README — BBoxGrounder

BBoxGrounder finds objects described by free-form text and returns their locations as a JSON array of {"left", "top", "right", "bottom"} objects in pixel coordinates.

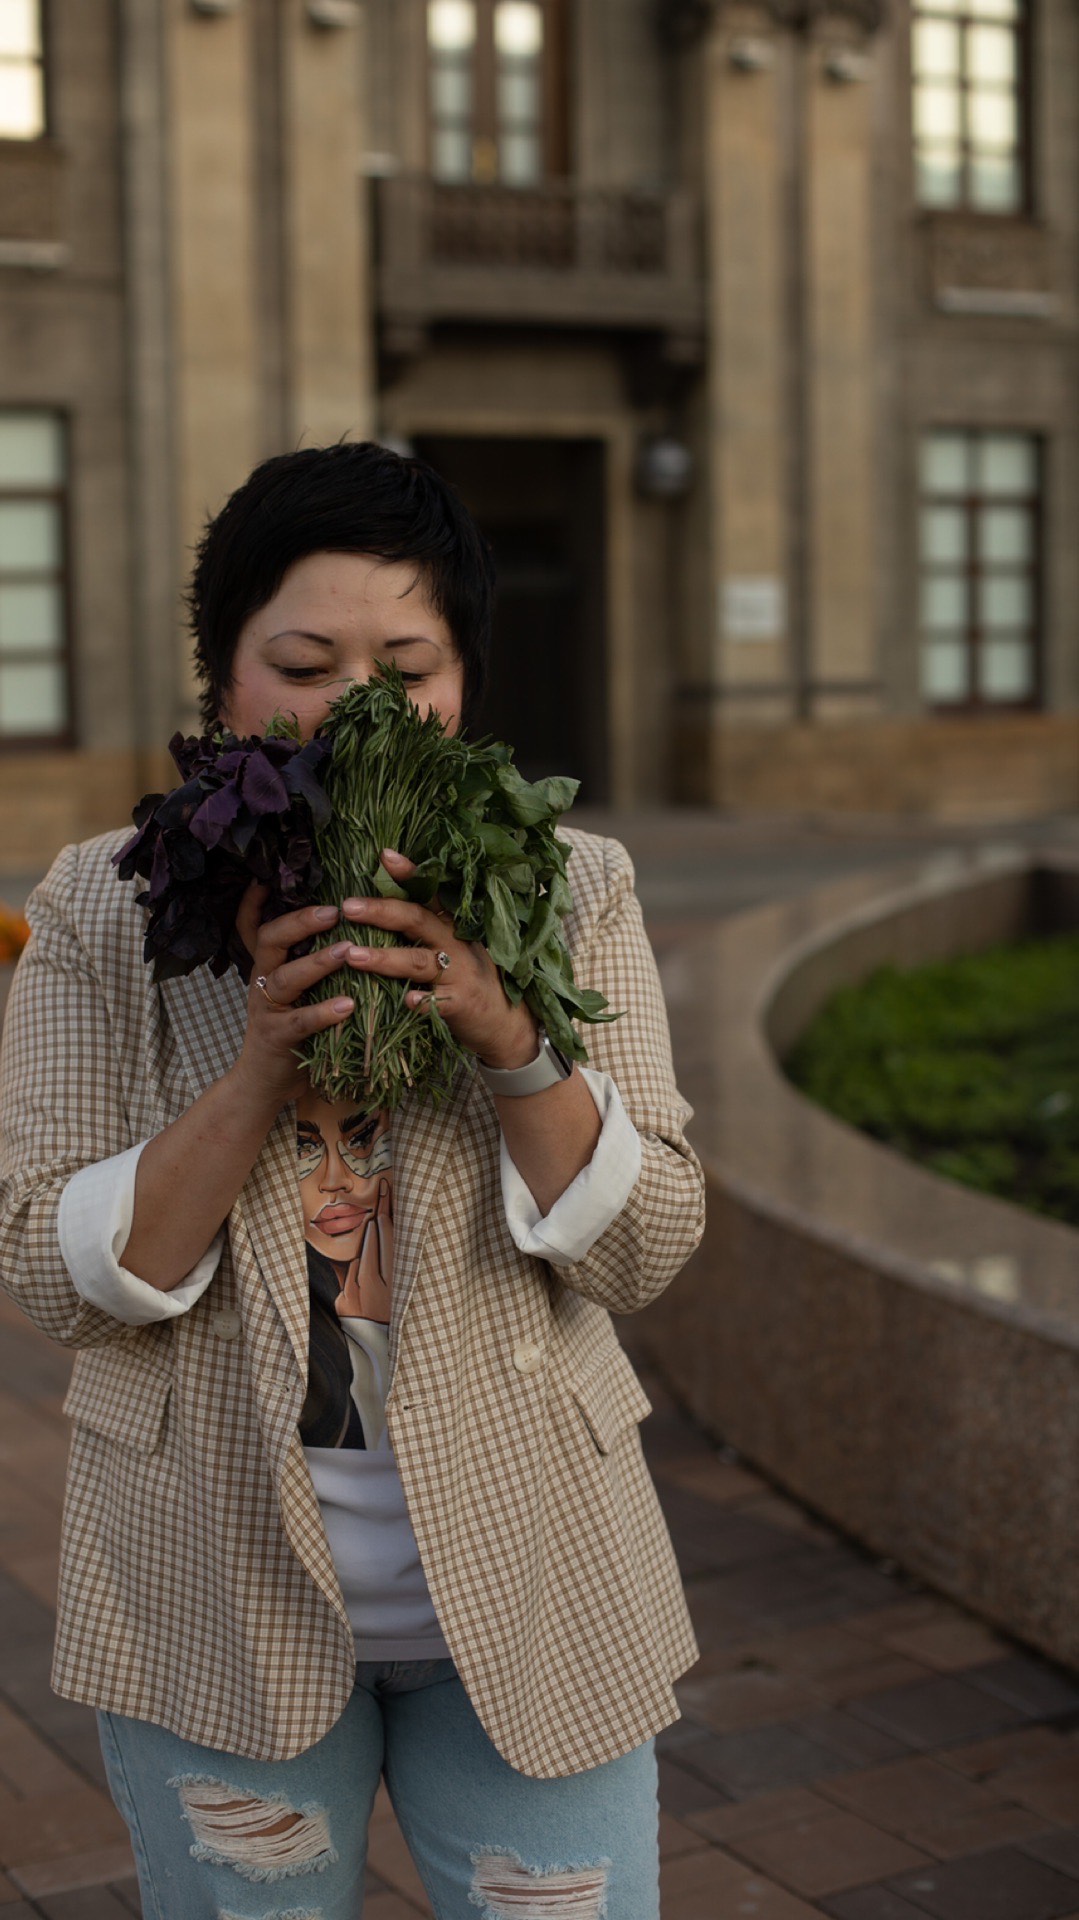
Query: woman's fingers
[
  {"left": 253, "top": 898, "right": 341, "bottom": 972},
  {"left": 344, "top": 943, "right": 448, "bottom": 982},
  {"left": 258, "top": 939, "right": 371, "bottom": 1007}
]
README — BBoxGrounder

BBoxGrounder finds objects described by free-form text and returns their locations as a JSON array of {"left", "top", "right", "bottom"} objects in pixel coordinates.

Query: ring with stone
[
  {"left": 254, "top": 974, "right": 286, "bottom": 1008},
  {"left": 435, "top": 950, "right": 452, "bottom": 972}
]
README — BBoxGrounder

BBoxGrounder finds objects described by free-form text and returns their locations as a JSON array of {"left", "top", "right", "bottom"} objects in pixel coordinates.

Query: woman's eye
[
  {"left": 278, "top": 667, "right": 325, "bottom": 682},
  {"left": 400, "top": 672, "right": 426, "bottom": 686}
]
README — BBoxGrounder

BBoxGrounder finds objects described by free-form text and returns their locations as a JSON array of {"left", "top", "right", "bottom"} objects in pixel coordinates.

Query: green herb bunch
[{"left": 274, "top": 666, "right": 617, "bottom": 1110}]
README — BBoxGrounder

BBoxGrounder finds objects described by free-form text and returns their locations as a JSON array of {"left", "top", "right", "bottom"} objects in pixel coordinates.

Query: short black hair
[{"left": 187, "top": 441, "right": 495, "bottom": 733}]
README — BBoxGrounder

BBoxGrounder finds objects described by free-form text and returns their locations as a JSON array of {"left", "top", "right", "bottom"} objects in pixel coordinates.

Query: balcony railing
[{"left": 372, "top": 175, "right": 704, "bottom": 353}]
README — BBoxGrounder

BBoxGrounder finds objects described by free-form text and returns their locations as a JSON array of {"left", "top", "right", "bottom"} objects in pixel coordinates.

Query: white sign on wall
[{"left": 721, "top": 576, "right": 786, "bottom": 642}]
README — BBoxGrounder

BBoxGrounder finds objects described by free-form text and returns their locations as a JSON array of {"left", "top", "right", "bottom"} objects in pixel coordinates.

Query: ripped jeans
[{"left": 97, "top": 1659, "right": 659, "bottom": 1920}]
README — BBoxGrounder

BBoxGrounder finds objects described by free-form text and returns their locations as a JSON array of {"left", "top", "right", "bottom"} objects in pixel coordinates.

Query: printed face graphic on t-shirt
[
  {"left": 295, "top": 1088, "right": 393, "bottom": 1324},
  {"left": 296, "top": 1088, "right": 396, "bottom": 1450}
]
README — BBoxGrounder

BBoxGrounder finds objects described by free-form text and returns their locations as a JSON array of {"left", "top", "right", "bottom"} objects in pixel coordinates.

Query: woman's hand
[
  {"left": 341, "top": 849, "right": 539, "bottom": 1070},
  {"left": 231, "top": 885, "right": 363, "bottom": 1116}
]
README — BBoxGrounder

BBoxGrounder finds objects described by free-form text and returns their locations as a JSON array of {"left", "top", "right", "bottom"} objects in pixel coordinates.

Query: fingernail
[
  {"left": 343, "top": 898, "right": 370, "bottom": 912},
  {"left": 382, "top": 847, "right": 402, "bottom": 862},
  {"left": 348, "top": 946, "right": 370, "bottom": 963},
  {"left": 315, "top": 905, "right": 337, "bottom": 922},
  {"left": 332, "top": 997, "right": 354, "bottom": 1015}
]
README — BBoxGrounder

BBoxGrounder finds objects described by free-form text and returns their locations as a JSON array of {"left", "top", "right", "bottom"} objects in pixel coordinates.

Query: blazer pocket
[
  {"left": 63, "top": 1344, "right": 173, "bottom": 1454},
  {"left": 571, "top": 1344, "right": 653, "bottom": 1456}
]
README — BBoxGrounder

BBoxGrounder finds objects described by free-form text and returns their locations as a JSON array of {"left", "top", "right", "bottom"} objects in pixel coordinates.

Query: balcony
[{"left": 372, "top": 175, "right": 705, "bottom": 360}]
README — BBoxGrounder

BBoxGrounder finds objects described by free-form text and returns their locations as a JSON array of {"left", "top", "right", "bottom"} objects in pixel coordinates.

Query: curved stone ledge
[{"left": 644, "top": 842, "right": 1079, "bottom": 1666}]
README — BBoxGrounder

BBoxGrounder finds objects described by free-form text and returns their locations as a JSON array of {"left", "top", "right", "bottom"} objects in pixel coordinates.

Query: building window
[
  {"left": 0, "top": 0, "right": 46, "bottom": 140},
  {"left": 919, "top": 429, "right": 1041, "bottom": 711},
  {"left": 0, "top": 412, "right": 69, "bottom": 744},
  {"left": 427, "top": 0, "right": 567, "bottom": 186},
  {"left": 911, "top": 0, "right": 1028, "bottom": 214}
]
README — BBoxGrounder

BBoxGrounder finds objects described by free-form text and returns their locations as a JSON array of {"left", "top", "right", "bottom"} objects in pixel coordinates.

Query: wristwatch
[{"left": 477, "top": 1027, "right": 574, "bottom": 1096}]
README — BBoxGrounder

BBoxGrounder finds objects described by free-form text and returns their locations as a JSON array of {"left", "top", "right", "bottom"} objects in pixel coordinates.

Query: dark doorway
[{"left": 414, "top": 435, "right": 608, "bottom": 802}]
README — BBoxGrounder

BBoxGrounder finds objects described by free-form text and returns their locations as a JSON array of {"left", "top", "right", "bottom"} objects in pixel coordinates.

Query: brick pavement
[{"left": 0, "top": 1280, "right": 1078, "bottom": 1917}]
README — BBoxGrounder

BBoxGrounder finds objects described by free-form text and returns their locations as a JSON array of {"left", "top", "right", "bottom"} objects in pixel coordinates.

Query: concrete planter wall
[{"left": 644, "top": 845, "right": 1079, "bottom": 1668}]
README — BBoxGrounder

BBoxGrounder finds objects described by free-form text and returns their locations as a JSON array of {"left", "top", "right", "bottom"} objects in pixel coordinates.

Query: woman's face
[
  {"left": 295, "top": 1086, "right": 392, "bottom": 1264},
  {"left": 221, "top": 550, "right": 465, "bottom": 741}
]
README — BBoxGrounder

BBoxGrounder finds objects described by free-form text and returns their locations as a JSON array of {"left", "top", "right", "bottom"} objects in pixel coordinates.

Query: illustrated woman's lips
[{"left": 312, "top": 1204, "right": 370, "bottom": 1236}]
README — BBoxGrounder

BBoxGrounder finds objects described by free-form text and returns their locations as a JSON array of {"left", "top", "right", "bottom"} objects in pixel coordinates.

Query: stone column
[
  {"left": 165, "top": 0, "right": 261, "bottom": 719},
  {"left": 280, "top": 0, "right": 375, "bottom": 446},
  {"left": 805, "top": 28, "right": 879, "bottom": 718},
  {"left": 702, "top": 8, "right": 792, "bottom": 798}
]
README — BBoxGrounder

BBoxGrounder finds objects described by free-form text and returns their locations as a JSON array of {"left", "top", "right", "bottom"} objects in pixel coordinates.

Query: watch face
[{"left": 542, "top": 1032, "right": 574, "bottom": 1078}]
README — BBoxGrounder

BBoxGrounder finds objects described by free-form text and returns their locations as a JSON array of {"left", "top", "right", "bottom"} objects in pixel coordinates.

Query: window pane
[
  {"left": 499, "top": 129, "right": 542, "bottom": 186},
  {"left": 978, "top": 506, "right": 1031, "bottom": 565},
  {"left": 0, "top": 660, "right": 64, "bottom": 735},
  {"left": 979, "top": 574, "right": 1032, "bottom": 629},
  {"left": 913, "top": 19, "right": 961, "bottom": 75},
  {"left": 968, "top": 24, "right": 1016, "bottom": 82},
  {"left": 495, "top": 2, "right": 544, "bottom": 56},
  {"left": 979, "top": 434, "right": 1037, "bottom": 496},
  {"left": 968, "top": 89, "right": 1017, "bottom": 150},
  {"left": 922, "top": 640, "right": 971, "bottom": 701},
  {"left": 916, "top": 0, "right": 962, "bottom": 12},
  {"left": 916, "top": 146, "right": 962, "bottom": 206},
  {"left": 980, "top": 637, "right": 1034, "bottom": 700},
  {"left": 914, "top": 84, "right": 962, "bottom": 140},
  {"left": 967, "top": 0, "right": 1018, "bottom": 18},
  {"left": 431, "top": 60, "right": 472, "bottom": 118},
  {"left": 921, "top": 506, "right": 968, "bottom": 564},
  {"left": 0, "top": 63, "right": 43, "bottom": 139},
  {"left": 0, "top": 1, "right": 40, "bottom": 59},
  {"left": 921, "top": 574, "right": 969, "bottom": 631},
  {"left": 0, "top": 501, "right": 59, "bottom": 570},
  {"left": 432, "top": 127, "right": 473, "bottom": 182},
  {"left": 0, "top": 580, "right": 61, "bottom": 651},
  {"left": 921, "top": 433, "right": 970, "bottom": 495},
  {"left": 428, "top": 1, "right": 476, "bottom": 51},
  {"left": 970, "top": 154, "right": 1021, "bottom": 210},
  {"left": 498, "top": 69, "right": 540, "bottom": 127},
  {"left": 0, "top": 413, "right": 64, "bottom": 487}
]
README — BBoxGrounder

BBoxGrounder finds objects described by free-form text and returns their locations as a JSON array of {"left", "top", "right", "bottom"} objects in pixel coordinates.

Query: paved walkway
[{"left": 2, "top": 809, "right": 1079, "bottom": 1915}]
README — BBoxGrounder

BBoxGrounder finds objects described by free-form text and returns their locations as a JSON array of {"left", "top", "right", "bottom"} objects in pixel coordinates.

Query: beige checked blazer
[{"left": 0, "top": 825, "right": 704, "bottom": 1776}]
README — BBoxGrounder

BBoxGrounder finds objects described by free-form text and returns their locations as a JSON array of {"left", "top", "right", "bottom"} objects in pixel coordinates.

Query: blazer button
[
  {"left": 211, "top": 1310, "right": 242, "bottom": 1342},
  {"left": 513, "top": 1339, "right": 543, "bottom": 1375}
]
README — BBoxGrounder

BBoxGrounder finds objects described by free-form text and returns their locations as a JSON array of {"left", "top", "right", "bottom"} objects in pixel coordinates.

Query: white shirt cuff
[
  {"left": 499, "top": 1067, "right": 642, "bottom": 1268},
  {"left": 57, "top": 1141, "right": 224, "bottom": 1325}
]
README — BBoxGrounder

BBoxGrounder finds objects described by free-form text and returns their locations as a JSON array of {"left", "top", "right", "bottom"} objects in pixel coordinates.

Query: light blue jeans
[{"left": 97, "top": 1659, "right": 659, "bottom": 1920}]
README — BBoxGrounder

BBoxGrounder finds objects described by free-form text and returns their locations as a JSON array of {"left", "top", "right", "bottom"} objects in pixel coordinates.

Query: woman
[{"left": 0, "top": 443, "right": 705, "bottom": 1919}]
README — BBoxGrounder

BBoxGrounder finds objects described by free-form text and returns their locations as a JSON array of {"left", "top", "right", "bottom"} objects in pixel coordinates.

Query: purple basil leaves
[{"left": 113, "top": 728, "right": 332, "bottom": 984}]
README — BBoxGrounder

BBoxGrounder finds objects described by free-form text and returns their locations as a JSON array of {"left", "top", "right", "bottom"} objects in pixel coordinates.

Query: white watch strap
[{"left": 477, "top": 1030, "right": 574, "bottom": 1096}]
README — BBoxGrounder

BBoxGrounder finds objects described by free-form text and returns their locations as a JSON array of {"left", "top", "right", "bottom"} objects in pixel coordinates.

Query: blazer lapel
[
  {"left": 387, "top": 1060, "right": 477, "bottom": 1383},
  {"left": 160, "top": 967, "right": 310, "bottom": 1385}
]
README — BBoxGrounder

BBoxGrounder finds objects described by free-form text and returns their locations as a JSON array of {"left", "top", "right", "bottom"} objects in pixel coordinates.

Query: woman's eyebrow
[
  {"left": 297, "top": 1120, "right": 323, "bottom": 1139},
  {"left": 266, "top": 629, "right": 443, "bottom": 651},
  {"left": 341, "top": 1114, "right": 377, "bottom": 1135}
]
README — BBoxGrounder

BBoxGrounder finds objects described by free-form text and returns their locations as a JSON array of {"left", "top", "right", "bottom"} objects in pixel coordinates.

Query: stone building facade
[{"left": 0, "top": 0, "right": 1076, "bottom": 872}]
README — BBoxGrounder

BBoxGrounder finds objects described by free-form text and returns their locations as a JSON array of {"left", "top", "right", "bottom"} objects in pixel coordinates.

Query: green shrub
[{"left": 784, "top": 932, "right": 1079, "bottom": 1226}]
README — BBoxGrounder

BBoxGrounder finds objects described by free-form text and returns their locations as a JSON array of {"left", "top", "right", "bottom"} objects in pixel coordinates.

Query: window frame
[
  {"left": 0, "top": 405, "right": 75, "bottom": 752},
  {"left": 0, "top": 0, "right": 50, "bottom": 146},
  {"left": 425, "top": 0, "right": 570, "bottom": 188},
  {"left": 910, "top": 0, "right": 1033, "bottom": 219},
  {"left": 918, "top": 426, "right": 1044, "bottom": 717}
]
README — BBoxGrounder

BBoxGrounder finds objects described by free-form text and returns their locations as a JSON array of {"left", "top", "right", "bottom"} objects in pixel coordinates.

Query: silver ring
[
  {"left": 254, "top": 974, "right": 286, "bottom": 1008},
  {"left": 435, "top": 950, "right": 451, "bottom": 972}
]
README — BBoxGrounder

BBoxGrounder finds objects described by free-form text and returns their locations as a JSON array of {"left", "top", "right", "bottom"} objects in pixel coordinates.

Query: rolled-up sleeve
[
  {"left": 500, "top": 1067, "right": 642, "bottom": 1267},
  {"left": 58, "top": 1140, "right": 222, "bottom": 1325}
]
